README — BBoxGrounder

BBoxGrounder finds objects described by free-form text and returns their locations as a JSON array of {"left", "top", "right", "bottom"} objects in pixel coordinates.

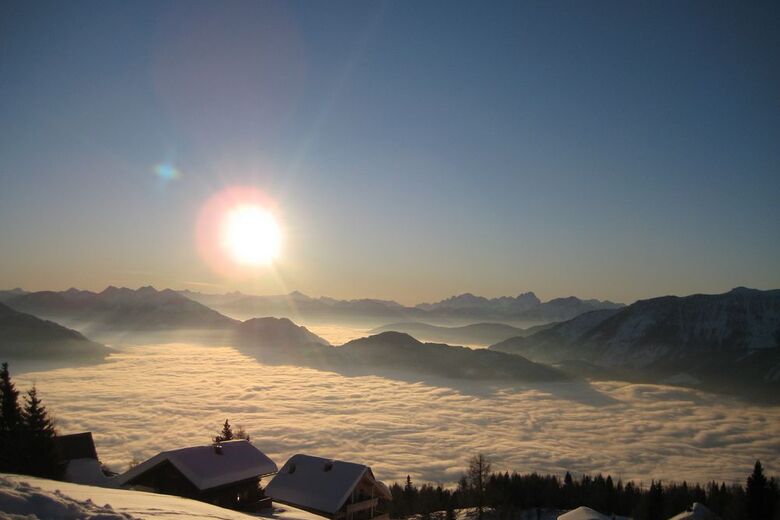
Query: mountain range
[
  {"left": 489, "top": 287, "right": 780, "bottom": 400},
  {"left": 180, "top": 289, "right": 622, "bottom": 325},
  {"left": 0, "top": 288, "right": 571, "bottom": 384},
  {"left": 4, "top": 286, "right": 623, "bottom": 329},
  {"left": 4, "top": 286, "right": 237, "bottom": 333},
  {"left": 415, "top": 292, "right": 623, "bottom": 322},
  {"left": 4, "top": 284, "right": 779, "bottom": 399}
]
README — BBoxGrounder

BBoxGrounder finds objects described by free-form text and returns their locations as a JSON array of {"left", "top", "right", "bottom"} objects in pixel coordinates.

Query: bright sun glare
[{"left": 222, "top": 205, "right": 281, "bottom": 266}]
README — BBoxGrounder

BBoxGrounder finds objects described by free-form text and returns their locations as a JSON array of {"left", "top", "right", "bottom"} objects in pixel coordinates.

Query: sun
[
  {"left": 196, "top": 186, "right": 284, "bottom": 275},
  {"left": 222, "top": 204, "right": 281, "bottom": 266}
]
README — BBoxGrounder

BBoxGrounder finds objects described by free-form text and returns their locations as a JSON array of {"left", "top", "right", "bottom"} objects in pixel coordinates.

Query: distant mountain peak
[
  {"left": 235, "top": 316, "right": 329, "bottom": 346},
  {"left": 363, "top": 331, "right": 421, "bottom": 345},
  {"left": 729, "top": 286, "right": 759, "bottom": 294}
]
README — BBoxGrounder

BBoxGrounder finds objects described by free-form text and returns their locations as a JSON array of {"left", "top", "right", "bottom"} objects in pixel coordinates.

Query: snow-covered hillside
[{"left": 0, "top": 473, "right": 321, "bottom": 520}]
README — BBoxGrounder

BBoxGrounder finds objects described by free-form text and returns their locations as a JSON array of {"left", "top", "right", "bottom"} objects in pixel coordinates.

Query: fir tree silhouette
[
  {"left": 0, "top": 362, "right": 23, "bottom": 473},
  {"left": 214, "top": 419, "right": 234, "bottom": 443},
  {"left": 21, "top": 386, "right": 62, "bottom": 478},
  {"left": 746, "top": 460, "right": 771, "bottom": 520}
]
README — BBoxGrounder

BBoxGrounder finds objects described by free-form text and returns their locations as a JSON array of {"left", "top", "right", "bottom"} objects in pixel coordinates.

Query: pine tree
[
  {"left": 214, "top": 419, "right": 234, "bottom": 443},
  {"left": 563, "top": 471, "right": 575, "bottom": 509},
  {"left": 21, "top": 386, "right": 62, "bottom": 478},
  {"left": 0, "top": 362, "right": 23, "bottom": 473},
  {"left": 747, "top": 460, "right": 769, "bottom": 520},
  {"left": 645, "top": 481, "right": 664, "bottom": 520},
  {"left": 403, "top": 475, "right": 418, "bottom": 516}
]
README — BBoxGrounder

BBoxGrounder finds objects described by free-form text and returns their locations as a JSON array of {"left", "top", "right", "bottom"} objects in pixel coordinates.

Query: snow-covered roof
[
  {"left": 63, "top": 458, "right": 114, "bottom": 487},
  {"left": 265, "top": 454, "right": 392, "bottom": 515},
  {"left": 667, "top": 502, "right": 717, "bottom": 520},
  {"left": 115, "top": 439, "right": 278, "bottom": 492},
  {"left": 557, "top": 506, "right": 610, "bottom": 520}
]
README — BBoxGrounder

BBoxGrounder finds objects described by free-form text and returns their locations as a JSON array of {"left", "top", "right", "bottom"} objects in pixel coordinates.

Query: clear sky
[{"left": 1, "top": 0, "right": 778, "bottom": 305}]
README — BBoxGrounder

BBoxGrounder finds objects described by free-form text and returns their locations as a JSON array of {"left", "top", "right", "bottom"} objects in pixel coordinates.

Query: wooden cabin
[
  {"left": 265, "top": 454, "right": 392, "bottom": 520},
  {"left": 114, "top": 440, "right": 277, "bottom": 510}
]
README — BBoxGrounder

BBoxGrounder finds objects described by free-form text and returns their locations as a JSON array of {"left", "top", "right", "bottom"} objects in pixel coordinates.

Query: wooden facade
[
  {"left": 334, "top": 473, "right": 391, "bottom": 520},
  {"left": 124, "top": 459, "right": 269, "bottom": 510}
]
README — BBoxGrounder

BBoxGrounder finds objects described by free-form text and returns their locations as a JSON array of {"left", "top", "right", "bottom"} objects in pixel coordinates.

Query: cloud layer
[{"left": 15, "top": 343, "right": 780, "bottom": 487}]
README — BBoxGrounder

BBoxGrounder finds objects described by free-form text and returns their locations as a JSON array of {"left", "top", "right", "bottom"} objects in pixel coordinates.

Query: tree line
[
  {"left": 0, "top": 362, "right": 62, "bottom": 478},
  {"left": 388, "top": 455, "right": 779, "bottom": 520}
]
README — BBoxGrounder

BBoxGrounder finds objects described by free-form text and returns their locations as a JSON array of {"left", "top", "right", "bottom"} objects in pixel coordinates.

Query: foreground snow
[{"left": 0, "top": 474, "right": 322, "bottom": 520}]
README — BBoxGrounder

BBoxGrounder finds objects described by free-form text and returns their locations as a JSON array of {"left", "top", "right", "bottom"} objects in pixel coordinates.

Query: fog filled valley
[
  {"left": 1, "top": 285, "right": 779, "bottom": 490},
  {"left": 8, "top": 342, "right": 780, "bottom": 486}
]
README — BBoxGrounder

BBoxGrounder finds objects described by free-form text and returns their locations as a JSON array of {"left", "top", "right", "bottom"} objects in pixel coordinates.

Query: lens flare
[
  {"left": 154, "top": 163, "right": 181, "bottom": 180},
  {"left": 196, "top": 187, "right": 283, "bottom": 277}
]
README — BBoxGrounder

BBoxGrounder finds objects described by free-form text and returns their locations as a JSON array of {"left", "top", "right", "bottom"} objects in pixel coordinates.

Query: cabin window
[
  {"left": 288, "top": 463, "right": 296, "bottom": 474},
  {"left": 324, "top": 462, "right": 333, "bottom": 472}
]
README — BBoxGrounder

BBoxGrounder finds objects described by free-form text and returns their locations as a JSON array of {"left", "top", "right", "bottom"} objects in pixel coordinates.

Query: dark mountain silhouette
[
  {"left": 370, "top": 321, "right": 554, "bottom": 346},
  {"left": 235, "top": 316, "right": 330, "bottom": 347},
  {"left": 232, "top": 317, "right": 334, "bottom": 367},
  {"left": 232, "top": 317, "right": 567, "bottom": 383},
  {"left": 490, "top": 288, "right": 780, "bottom": 400},
  {"left": 0, "top": 288, "right": 28, "bottom": 302},
  {"left": 5, "top": 286, "right": 237, "bottom": 333},
  {"left": 339, "top": 331, "right": 567, "bottom": 381},
  {"left": 0, "top": 302, "right": 109, "bottom": 361}
]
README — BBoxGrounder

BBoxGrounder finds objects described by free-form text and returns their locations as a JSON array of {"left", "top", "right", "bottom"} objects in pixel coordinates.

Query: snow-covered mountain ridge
[{"left": 490, "top": 288, "right": 780, "bottom": 400}]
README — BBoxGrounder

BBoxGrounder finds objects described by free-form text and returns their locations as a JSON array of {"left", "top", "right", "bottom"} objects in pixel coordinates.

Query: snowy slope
[
  {"left": 492, "top": 288, "right": 780, "bottom": 365},
  {"left": 0, "top": 473, "right": 322, "bottom": 520}
]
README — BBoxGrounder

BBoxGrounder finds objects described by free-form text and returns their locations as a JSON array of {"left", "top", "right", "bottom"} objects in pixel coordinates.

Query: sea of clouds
[{"left": 14, "top": 344, "right": 780, "bottom": 487}]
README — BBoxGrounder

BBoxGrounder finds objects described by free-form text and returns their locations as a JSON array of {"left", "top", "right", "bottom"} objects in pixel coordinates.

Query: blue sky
[{"left": 1, "top": 0, "right": 778, "bottom": 303}]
